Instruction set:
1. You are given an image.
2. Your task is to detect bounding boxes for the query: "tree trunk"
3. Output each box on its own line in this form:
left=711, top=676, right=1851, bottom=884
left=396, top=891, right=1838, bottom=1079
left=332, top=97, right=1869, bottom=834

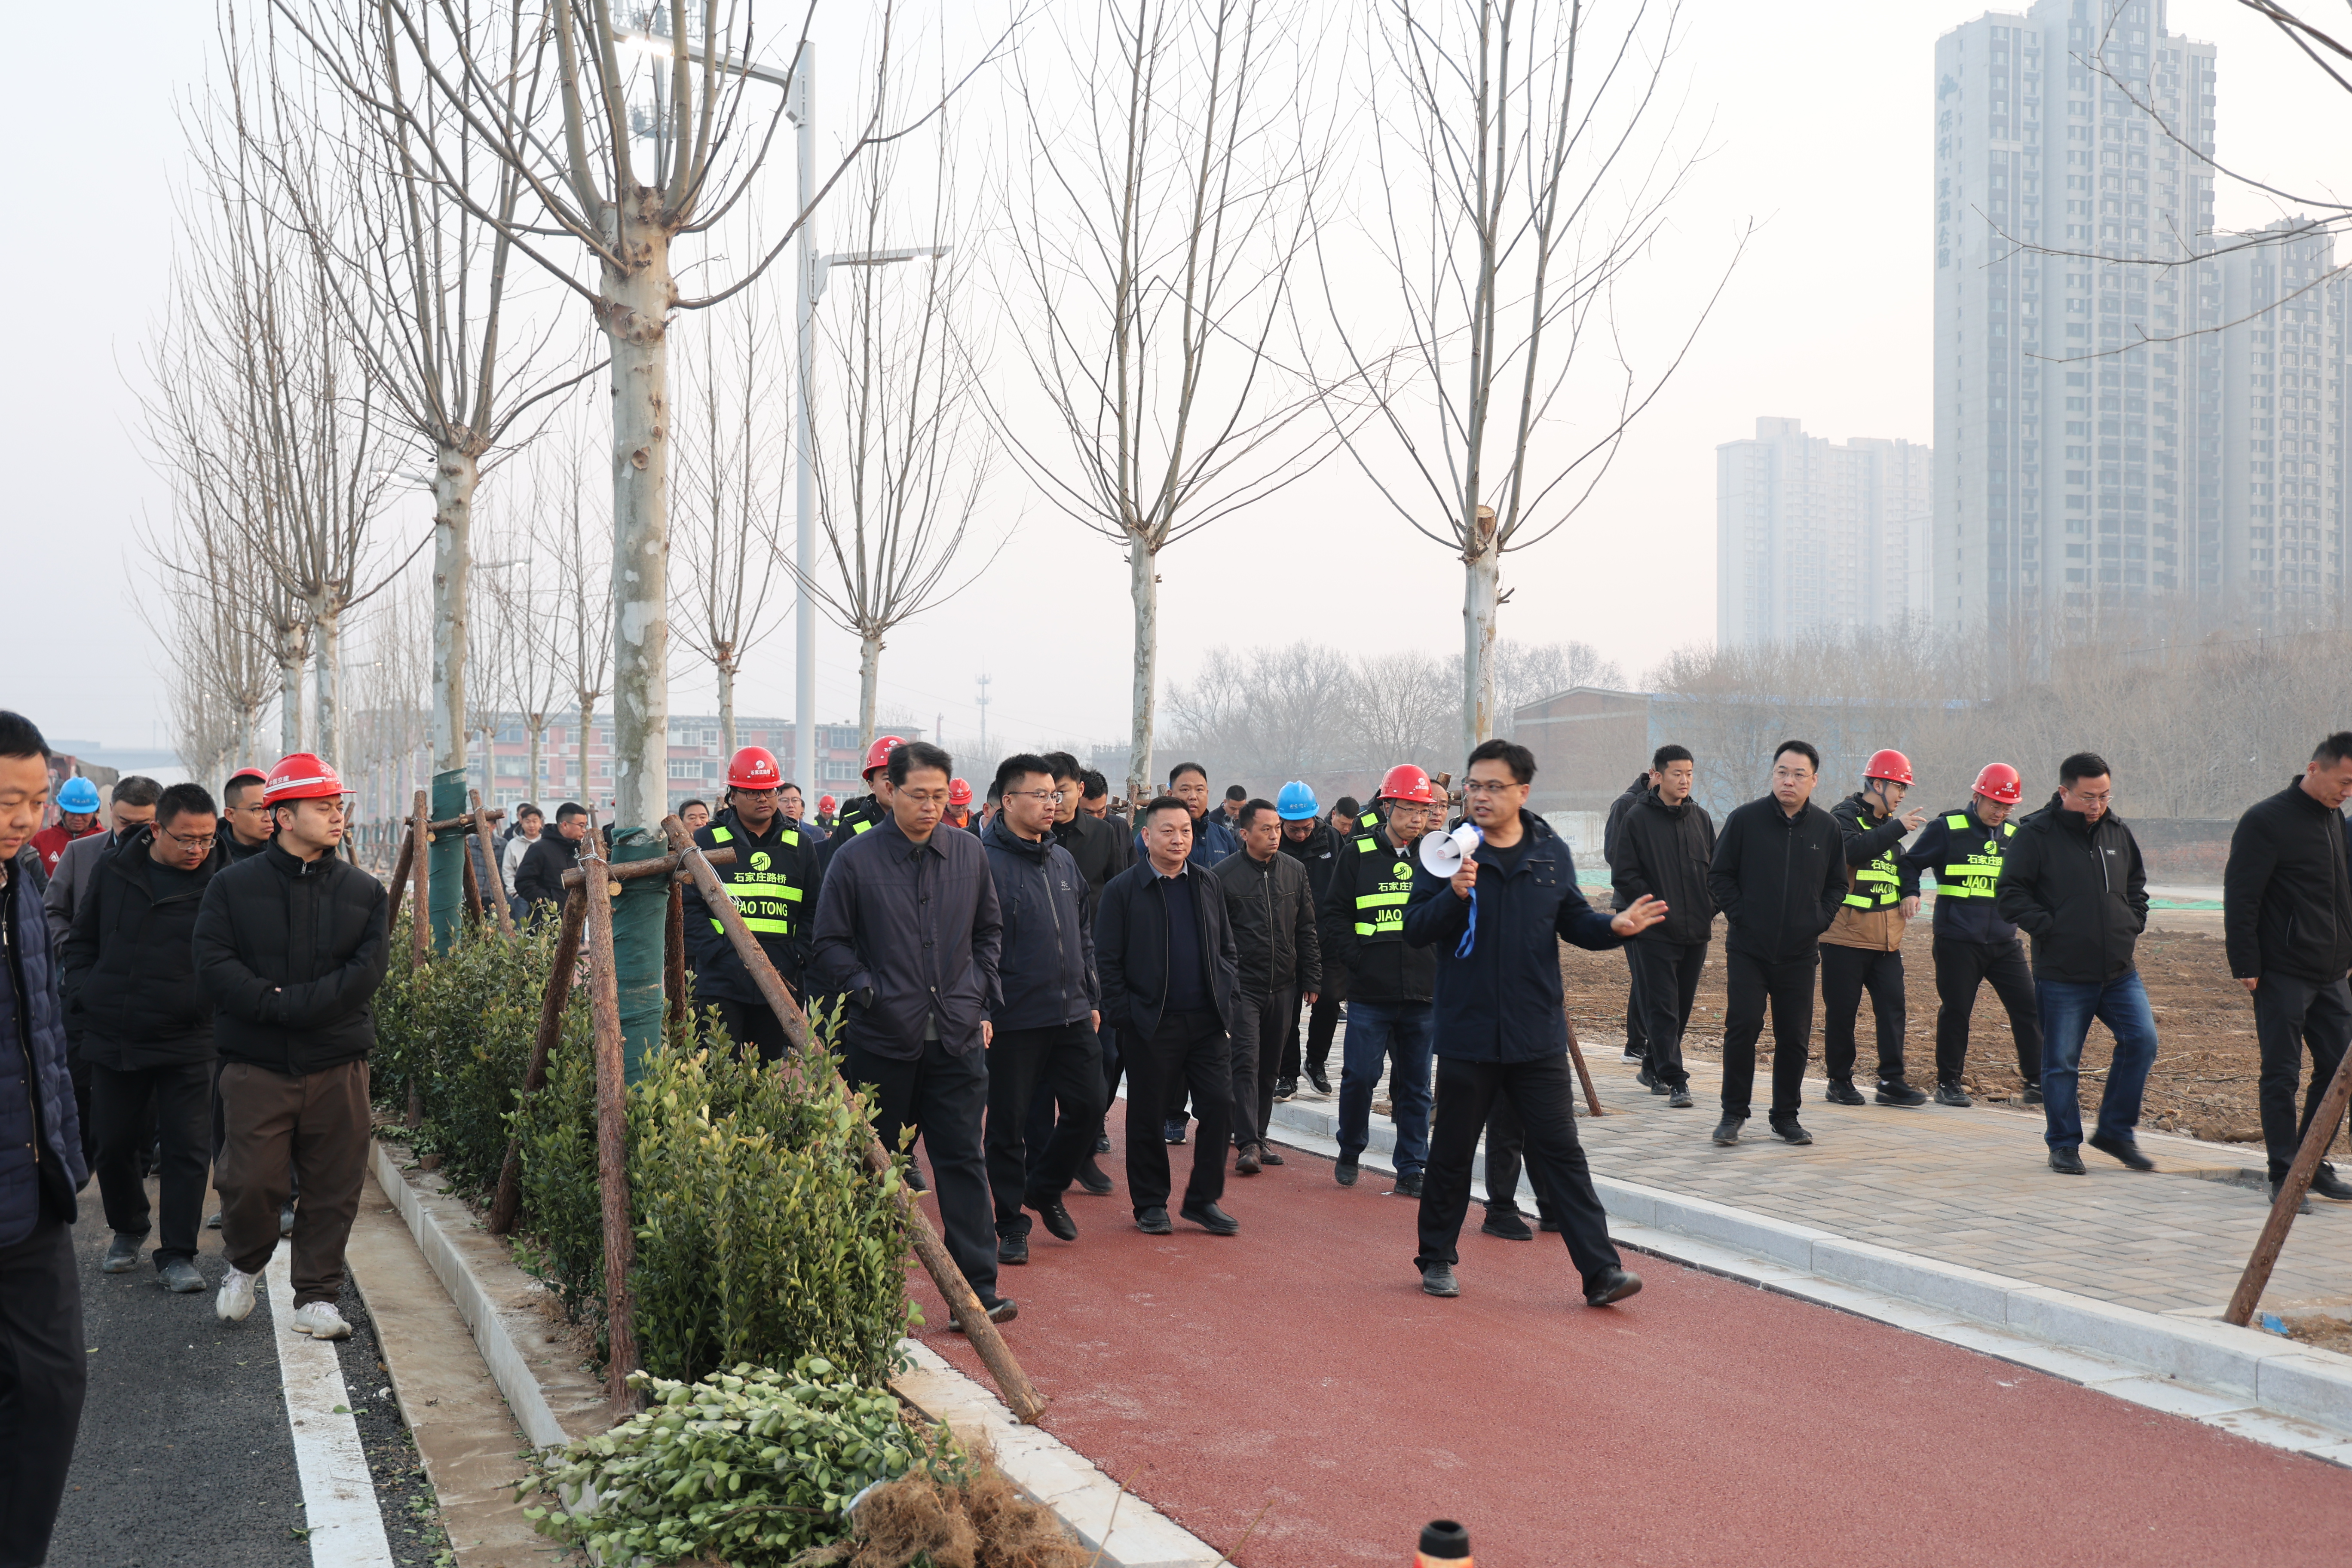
left=527, top=717, right=544, bottom=805
left=1126, top=539, right=1158, bottom=806
left=312, top=608, right=343, bottom=767
left=431, top=445, right=478, bottom=792
left=600, top=224, right=674, bottom=836
left=1462, top=514, right=1501, bottom=755
left=577, top=695, right=594, bottom=808
left=717, top=657, right=736, bottom=759
left=857, top=632, right=884, bottom=756
left=279, top=640, right=306, bottom=755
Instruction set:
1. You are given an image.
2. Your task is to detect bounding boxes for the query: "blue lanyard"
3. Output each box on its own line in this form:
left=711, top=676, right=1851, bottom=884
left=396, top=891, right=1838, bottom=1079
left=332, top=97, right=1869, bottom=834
left=1455, top=884, right=1476, bottom=959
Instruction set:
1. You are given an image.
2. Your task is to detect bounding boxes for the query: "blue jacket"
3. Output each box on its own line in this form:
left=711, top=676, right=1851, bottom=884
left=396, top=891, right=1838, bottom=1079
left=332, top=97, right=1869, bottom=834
left=1, top=846, right=86, bottom=1246
left=980, top=818, right=1098, bottom=1032
left=1403, top=812, right=1623, bottom=1063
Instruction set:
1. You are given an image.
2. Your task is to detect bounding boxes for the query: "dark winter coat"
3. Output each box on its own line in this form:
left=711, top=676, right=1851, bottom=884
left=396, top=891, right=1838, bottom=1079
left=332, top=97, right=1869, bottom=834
left=1602, top=774, right=1650, bottom=866
left=514, top=832, right=581, bottom=912
left=60, top=825, right=228, bottom=1068
left=981, top=818, right=1099, bottom=1032
left=1211, top=845, right=1322, bottom=997
left=1319, top=819, right=1439, bottom=1004
left=192, top=843, right=391, bottom=1076
left=808, top=816, right=1002, bottom=1060
left=818, top=793, right=888, bottom=871
left=2224, top=778, right=2352, bottom=984
left=684, top=807, right=821, bottom=1001
left=1404, top=811, right=1623, bottom=1063
left=1051, top=809, right=1133, bottom=928
left=1706, top=796, right=1848, bottom=963
left=1994, top=794, right=2149, bottom=985
left=1, top=846, right=86, bottom=1247
left=1093, top=859, right=1239, bottom=1041
left=1903, top=805, right=2022, bottom=945
left=1607, top=787, right=1717, bottom=944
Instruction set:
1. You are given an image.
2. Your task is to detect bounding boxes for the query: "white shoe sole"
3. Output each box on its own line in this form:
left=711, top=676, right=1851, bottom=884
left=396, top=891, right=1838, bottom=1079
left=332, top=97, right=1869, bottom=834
left=216, top=1284, right=256, bottom=1322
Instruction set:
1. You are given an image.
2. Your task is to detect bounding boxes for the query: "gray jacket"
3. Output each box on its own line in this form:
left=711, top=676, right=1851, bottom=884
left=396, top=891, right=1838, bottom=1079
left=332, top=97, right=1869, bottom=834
left=43, top=828, right=126, bottom=949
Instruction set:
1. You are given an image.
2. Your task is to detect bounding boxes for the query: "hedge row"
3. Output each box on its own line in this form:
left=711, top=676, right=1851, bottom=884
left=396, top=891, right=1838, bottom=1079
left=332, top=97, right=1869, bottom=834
left=372, top=916, right=913, bottom=1386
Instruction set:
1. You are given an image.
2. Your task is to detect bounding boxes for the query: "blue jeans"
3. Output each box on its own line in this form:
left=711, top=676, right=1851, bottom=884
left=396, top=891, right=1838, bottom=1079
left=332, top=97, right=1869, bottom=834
left=2037, top=972, right=2159, bottom=1151
left=1337, top=1000, right=1433, bottom=1176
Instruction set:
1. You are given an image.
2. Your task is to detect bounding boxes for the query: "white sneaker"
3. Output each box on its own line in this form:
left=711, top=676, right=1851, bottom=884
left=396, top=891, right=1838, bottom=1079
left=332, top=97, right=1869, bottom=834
left=216, top=1266, right=259, bottom=1323
left=291, top=1301, right=352, bottom=1340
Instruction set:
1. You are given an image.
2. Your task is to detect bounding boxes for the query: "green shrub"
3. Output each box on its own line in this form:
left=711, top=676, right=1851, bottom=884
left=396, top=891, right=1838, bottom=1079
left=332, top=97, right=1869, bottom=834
left=524, top=1358, right=959, bottom=1567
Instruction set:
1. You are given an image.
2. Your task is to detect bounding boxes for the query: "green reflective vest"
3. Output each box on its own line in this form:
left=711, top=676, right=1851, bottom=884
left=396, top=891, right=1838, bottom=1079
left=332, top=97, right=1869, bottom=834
left=1935, top=814, right=2015, bottom=900
left=1844, top=830, right=1904, bottom=910
left=1351, top=833, right=1418, bottom=939
left=707, top=821, right=808, bottom=937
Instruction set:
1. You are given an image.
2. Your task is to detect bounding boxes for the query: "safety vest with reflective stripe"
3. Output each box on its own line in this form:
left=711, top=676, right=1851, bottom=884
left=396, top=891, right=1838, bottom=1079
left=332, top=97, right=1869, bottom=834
left=707, top=821, right=808, bottom=936
left=1844, top=827, right=1905, bottom=910
left=1351, top=834, right=1417, bottom=940
left=1935, top=813, right=2015, bottom=901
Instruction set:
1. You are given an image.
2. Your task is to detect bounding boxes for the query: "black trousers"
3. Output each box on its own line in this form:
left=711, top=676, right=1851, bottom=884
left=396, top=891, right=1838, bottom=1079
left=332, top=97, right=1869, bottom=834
left=1121, top=1011, right=1230, bottom=1216
left=1721, top=949, right=1817, bottom=1121
left=1932, top=936, right=2042, bottom=1085
left=1622, top=947, right=1648, bottom=1056
left=91, top=1057, right=212, bottom=1267
left=1229, top=986, right=1293, bottom=1150
left=1820, top=944, right=1908, bottom=1084
left=711, top=996, right=791, bottom=1064
left=844, top=1035, right=998, bottom=1305
left=64, top=1040, right=98, bottom=1169
left=2252, top=973, right=2352, bottom=1182
left=1025, top=1019, right=1118, bottom=1177
left=1418, top=1055, right=1620, bottom=1287
left=987, top=1020, right=1103, bottom=1235
left=1628, top=939, right=1706, bottom=1089
left=1280, top=989, right=1343, bottom=1080
left=0, top=1218, right=85, bottom=1568
left=1481, top=1096, right=1559, bottom=1224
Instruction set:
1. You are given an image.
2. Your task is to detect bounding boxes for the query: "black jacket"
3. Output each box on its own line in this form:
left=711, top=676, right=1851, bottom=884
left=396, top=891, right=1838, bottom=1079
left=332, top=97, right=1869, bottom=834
left=1211, top=845, right=1322, bottom=997
left=1050, top=810, right=1133, bottom=928
left=1279, top=818, right=1344, bottom=907
left=1607, top=788, right=1717, bottom=944
left=808, top=816, right=1001, bottom=1060
left=981, top=818, right=1098, bottom=1031
left=61, top=827, right=228, bottom=1068
left=1706, top=796, right=1848, bottom=962
left=1902, top=805, right=2022, bottom=945
left=683, top=807, right=821, bottom=1001
left=2, top=846, right=85, bottom=1244
left=514, top=833, right=581, bottom=910
left=818, top=793, right=887, bottom=871
left=2224, top=779, right=2352, bottom=984
left=1320, top=819, right=1438, bottom=1004
left=1404, top=811, right=1622, bottom=1063
left=1602, top=774, right=1649, bottom=865
left=1093, top=860, right=1239, bottom=1041
left=193, top=844, right=390, bottom=1075
left=1994, top=794, right=2149, bottom=985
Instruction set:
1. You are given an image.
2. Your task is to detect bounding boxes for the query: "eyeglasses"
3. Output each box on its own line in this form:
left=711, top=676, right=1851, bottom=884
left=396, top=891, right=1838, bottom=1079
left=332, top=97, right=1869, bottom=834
left=900, top=790, right=951, bottom=807
left=156, top=823, right=218, bottom=852
left=1461, top=779, right=1521, bottom=796
left=1004, top=789, right=1064, bottom=803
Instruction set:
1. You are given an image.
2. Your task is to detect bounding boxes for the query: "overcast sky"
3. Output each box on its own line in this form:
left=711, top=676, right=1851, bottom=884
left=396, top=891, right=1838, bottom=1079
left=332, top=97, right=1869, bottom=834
left=9, top=0, right=2341, bottom=765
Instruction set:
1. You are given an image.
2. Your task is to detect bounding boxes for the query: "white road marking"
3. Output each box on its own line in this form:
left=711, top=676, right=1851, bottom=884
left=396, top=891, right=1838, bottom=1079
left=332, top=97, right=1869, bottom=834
left=264, top=1243, right=396, bottom=1568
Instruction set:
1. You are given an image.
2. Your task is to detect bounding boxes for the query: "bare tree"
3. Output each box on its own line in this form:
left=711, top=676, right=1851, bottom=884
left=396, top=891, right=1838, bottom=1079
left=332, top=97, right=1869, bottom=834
left=551, top=441, right=615, bottom=807
left=478, top=502, right=567, bottom=803
left=673, top=304, right=789, bottom=756
left=998, top=0, right=1333, bottom=805
left=1318, top=0, right=1740, bottom=755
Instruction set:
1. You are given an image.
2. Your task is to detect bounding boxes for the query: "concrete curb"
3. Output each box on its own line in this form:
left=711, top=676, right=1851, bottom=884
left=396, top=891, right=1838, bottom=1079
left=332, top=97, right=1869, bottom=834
left=1262, top=1094, right=2352, bottom=1462
left=368, top=1138, right=1227, bottom=1567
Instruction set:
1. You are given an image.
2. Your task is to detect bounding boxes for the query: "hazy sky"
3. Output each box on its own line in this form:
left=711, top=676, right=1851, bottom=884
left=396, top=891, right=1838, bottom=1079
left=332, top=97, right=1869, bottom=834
left=9, top=1, right=2341, bottom=764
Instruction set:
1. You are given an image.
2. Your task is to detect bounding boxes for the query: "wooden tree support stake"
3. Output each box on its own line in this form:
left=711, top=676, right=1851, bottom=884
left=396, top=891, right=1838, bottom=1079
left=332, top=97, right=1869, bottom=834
left=579, top=824, right=640, bottom=1406
left=460, top=825, right=487, bottom=928
left=408, top=789, right=432, bottom=975
left=472, top=789, right=517, bottom=939
left=1565, top=1015, right=1605, bottom=1116
left=659, top=815, right=1049, bottom=1424
left=2226, top=1038, right=2352, bottom=1326
left=387, top=825, right=415, bottom=926
left=487, top=886, right=587, bottom=1237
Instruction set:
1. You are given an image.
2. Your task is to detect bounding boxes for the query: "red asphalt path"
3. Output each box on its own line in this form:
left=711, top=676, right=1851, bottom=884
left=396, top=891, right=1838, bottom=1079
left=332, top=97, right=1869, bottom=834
left=908, top=1125, right=2352, bottom=1568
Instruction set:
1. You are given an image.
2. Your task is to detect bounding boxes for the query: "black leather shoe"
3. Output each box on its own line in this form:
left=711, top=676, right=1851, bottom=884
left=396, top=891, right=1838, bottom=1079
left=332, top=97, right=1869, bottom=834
left=1769, top=1117, right=1813, bottom=1145
left=1030, top=1197, right=1078, bottom=1242
left=906, top=1164, right=929, bottom=1193
left=1075, top=1157, right=1115, bottom=1196
left=2021, top=1085, right=2045, bottom=1106
left=1420, top=1264, right=1460, bottom=1298
left=1538, top=1217, right=1563, bottom=1233
left=1305, top=1065, right=1332, bottom=1094
left=1711, top=1117, right=1742, bottom=1146
left=2049, top=1145, right=2087, bottom=1175
left=1824, top=1080, right=1866, bottom=1106
left=1136, top=1207, right=1173, bottom=1235
left=1180, top=1200, right=1239, bottom=1235
left=1163, top=1118, right=1188, bottom=1145
left=1094, top=1134, right=1112, bottom=1155
left=1481, top=1209, right=1533, bottom=1241
left=1235, top=1145, right=1262, bottom=1176
left=1875, top=1080, right=1928, bottom=1108
left=997, top=1231, right=1029, bottom=1266
left=2309, top=1165, right=2352, bottom=1202
left=1335, top=1155, right=1360, bottom=1187
left=2088, top=1132, right=2155, bottom=1171
left=1257, top=1147, right=1284, bottom=1166
left=1934, top=1082, right=1973, bottom=1108
left=103, top=1233, right=144, bottom=1274
left=1668, top=1084, right=1694, bottom=1108
left=950, top=1296, right=1018, bottom=1331
left=1393, top=1171, right=1424, bottom=1199
left=1584, top=1267, right=1643, bottom=1307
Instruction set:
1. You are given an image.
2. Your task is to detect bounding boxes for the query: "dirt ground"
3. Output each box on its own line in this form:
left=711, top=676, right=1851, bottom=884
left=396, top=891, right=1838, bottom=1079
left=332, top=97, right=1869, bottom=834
left=1561, top=918, right=2352, bottom=1162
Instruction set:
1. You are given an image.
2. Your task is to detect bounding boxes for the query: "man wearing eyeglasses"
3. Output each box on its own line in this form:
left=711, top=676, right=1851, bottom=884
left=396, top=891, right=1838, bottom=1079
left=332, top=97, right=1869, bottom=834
left=62, top=782, right=230, bottom=1295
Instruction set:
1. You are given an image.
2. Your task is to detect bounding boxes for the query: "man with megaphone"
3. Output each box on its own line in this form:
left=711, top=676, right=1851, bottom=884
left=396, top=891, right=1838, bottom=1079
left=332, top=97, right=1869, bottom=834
left=1403, top=739, right=1666, bottom=1306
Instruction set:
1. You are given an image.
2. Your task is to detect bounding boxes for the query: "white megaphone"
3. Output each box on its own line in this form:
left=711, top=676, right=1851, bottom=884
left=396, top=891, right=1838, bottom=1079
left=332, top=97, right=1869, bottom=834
left=1419, top=821, right=1482, bottom=876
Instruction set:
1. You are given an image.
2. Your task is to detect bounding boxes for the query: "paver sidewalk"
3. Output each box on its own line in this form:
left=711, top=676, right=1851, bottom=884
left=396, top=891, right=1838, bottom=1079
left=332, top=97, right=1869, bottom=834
left=1279, top=1031, right=2352, bottom=1319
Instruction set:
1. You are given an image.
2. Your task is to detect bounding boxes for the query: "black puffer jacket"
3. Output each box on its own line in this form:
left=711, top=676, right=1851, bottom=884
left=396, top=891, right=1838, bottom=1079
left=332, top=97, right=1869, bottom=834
left=1051, top=810, right=1132, bottom=927
left=1212, top=845, right=1322, bottom=996
left=1607, top=787, right=1717, bottom=944
left=61, top=827, right=228, bottom=1068
left=2223, top=778, right=2352, bottom=984
left=981, top=818, right=1098, bottom=1031
left=193, top=844, right=390, bottom=1075
left=1706, top=796, right=1847, bottom=962
left=1994, top=794, right=2148, bottom=984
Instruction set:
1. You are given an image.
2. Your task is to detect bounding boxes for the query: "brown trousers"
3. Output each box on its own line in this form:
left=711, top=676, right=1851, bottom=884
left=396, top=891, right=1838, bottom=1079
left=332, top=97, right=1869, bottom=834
left=216, top=1059, right=371, bottom=1305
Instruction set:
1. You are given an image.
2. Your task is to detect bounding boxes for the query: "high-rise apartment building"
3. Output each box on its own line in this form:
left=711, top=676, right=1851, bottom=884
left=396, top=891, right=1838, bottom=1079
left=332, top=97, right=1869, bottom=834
left=1716, top=418, right=1933, bottom=647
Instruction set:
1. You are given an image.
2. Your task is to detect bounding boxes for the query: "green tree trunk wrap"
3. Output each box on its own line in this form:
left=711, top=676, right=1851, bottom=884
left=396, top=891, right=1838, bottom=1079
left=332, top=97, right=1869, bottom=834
left=609, top=827, right=668, bottom=1082
left=429, top=769, right=467, bottom=952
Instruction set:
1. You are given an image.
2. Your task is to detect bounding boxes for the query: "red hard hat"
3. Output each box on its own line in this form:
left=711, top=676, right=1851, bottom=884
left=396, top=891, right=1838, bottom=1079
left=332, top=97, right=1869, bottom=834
left=226, top=766, right=268, bottom=788
left=948, top=777, right=973, bottom=806
left=818, top=794, right=837, bottom=812
left=727, top=746, right=782, bottom=790
left=263, top=752, right=345, bottom=804
left=1863, top=749, right=1914, bottom=786
left=1377, top=763, right=1440, bottom=805
left=1972, top=762, right=2024, bottom=804
left=862, top=734, right=908, bottom=776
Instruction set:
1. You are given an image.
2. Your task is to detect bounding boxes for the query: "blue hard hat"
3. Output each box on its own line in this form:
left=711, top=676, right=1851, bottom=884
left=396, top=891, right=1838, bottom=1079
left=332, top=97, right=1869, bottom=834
left=1275, top=781, right=1319, bottom=821
left=57, top=777, right=101, bottom=814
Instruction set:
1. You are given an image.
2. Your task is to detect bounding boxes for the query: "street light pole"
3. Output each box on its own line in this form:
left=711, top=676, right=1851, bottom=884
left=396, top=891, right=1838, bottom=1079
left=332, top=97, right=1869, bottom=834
left=788, top=45, right=821, bottom=803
